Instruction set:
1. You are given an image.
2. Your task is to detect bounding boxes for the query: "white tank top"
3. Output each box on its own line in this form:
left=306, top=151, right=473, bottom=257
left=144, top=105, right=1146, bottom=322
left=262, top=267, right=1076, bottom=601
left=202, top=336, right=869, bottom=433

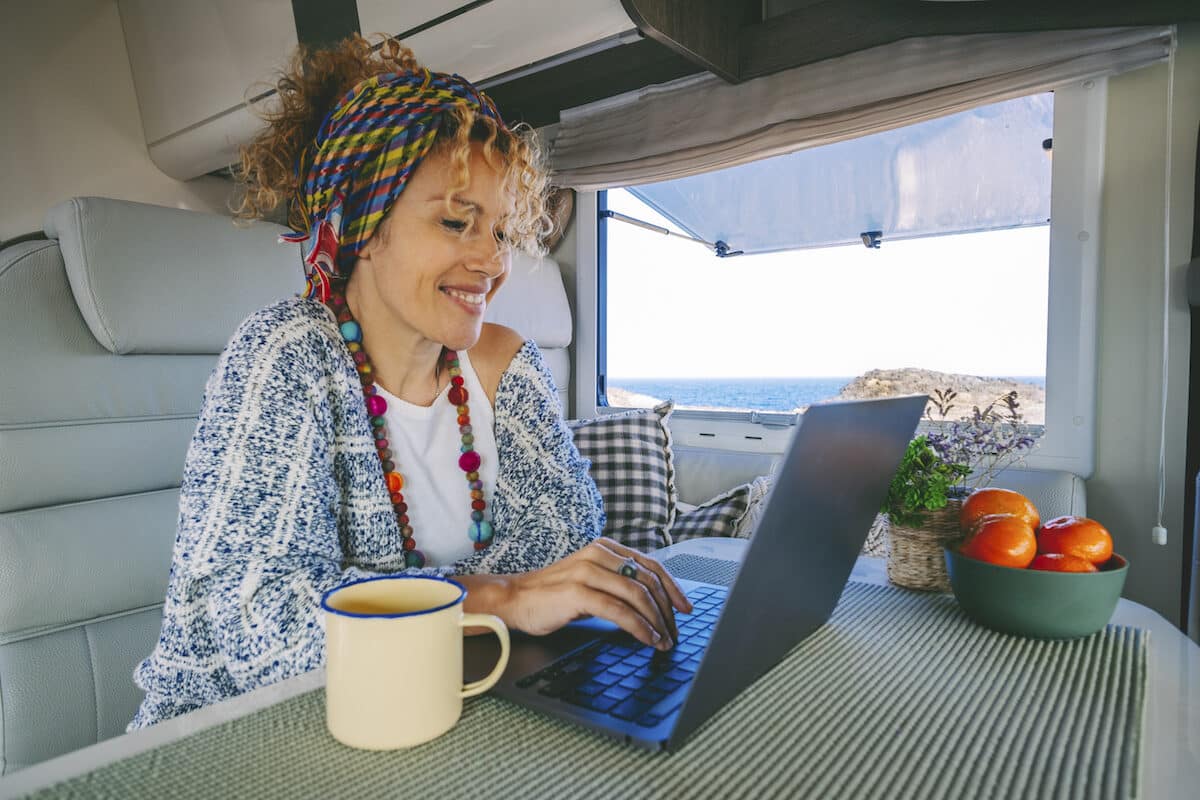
left=375, top=350, right=498, bottom=567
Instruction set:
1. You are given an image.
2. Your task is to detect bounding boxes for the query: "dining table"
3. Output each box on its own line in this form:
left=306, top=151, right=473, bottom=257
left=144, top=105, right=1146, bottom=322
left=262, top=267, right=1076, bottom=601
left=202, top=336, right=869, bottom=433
left=0, top=555, right=1196, bottom=799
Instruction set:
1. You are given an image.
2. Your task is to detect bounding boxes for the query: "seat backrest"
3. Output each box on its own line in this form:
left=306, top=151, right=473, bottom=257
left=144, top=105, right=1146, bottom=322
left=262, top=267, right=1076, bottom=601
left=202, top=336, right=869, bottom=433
left=0, top=197, right=300, bottom=774
left=486, top=251, right=574, bottom=413
left=0, top=197, right=575, bottom=775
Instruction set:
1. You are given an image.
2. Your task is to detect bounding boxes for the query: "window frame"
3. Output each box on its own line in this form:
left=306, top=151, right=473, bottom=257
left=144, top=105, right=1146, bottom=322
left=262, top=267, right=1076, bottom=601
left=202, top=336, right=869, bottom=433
left=574, top=79, right=1105, bottom=477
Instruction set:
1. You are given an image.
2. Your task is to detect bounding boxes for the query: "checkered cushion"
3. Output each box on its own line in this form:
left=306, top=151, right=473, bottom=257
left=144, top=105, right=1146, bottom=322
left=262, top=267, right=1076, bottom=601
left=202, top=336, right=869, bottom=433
left=568, top=402, right=676, bottom=552
left=670, top=475, right=771, bottom=542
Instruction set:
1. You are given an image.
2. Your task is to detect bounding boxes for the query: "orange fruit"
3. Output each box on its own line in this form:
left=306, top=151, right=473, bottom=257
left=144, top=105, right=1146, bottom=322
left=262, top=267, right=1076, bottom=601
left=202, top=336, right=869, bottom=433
left=1029, top=553, right=1098, bottom=573
left=1037, top=516, right=1113, bottom=565
left=960, top=488, right=1040, bottom=534
left=959, top=515, right=1038, bottom=568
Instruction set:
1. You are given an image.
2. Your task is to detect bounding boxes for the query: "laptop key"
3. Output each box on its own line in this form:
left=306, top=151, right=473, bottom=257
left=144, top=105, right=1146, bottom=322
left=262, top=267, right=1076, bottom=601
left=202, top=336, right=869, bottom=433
left=602, top=685, right=633, bottom=701
left=618, top=676, right=645, bottom=690
left=594, top=653, right=620, bottom=666
left=608, top=663, right=637, bottom=677
left=583, top=694, right=620, bottom=712
left=650, top=675, right=683, bottom=692
left=574, top=681, right=604, bottom=697
left=634, top=712, right=664, bottom=728
left=633, top=686, right=667, bottom=704
left=611, top=697, right=654, bottom=722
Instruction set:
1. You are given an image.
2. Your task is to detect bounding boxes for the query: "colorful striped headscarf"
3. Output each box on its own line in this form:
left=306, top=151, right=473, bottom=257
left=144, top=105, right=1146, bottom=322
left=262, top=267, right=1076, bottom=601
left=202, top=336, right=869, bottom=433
left=281, top=69, right=506, bottom=302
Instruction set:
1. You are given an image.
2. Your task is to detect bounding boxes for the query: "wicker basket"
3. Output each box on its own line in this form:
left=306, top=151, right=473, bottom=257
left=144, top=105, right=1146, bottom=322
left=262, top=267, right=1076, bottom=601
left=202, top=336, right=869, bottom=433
left=885, top=498, right=965, bottom=592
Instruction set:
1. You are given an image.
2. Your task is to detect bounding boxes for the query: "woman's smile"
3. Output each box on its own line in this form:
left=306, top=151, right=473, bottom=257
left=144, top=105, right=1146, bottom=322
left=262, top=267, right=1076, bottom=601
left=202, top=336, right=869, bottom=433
left=441, top=283, right=489, bottom=314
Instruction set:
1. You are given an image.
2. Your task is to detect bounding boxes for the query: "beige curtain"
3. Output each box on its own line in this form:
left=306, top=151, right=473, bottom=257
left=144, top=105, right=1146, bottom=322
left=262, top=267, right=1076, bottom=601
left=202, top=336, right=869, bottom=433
left=549, top=26, right=1172, bottom=190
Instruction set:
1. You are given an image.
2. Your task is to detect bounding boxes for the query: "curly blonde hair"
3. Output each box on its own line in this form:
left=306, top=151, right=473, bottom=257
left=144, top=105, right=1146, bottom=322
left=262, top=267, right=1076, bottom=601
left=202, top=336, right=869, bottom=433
left=233, top=36, right=550, bottom=257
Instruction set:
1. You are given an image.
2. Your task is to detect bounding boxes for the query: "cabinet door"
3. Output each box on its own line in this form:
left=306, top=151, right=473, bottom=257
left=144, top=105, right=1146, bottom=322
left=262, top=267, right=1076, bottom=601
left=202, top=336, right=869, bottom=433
left=120, top=0, right=298, bottom=146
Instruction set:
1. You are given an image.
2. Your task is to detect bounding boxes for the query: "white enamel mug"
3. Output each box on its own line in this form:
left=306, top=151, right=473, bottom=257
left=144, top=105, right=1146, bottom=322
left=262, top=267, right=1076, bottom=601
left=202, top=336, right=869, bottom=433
left=321, top=575, right=509, bottom=750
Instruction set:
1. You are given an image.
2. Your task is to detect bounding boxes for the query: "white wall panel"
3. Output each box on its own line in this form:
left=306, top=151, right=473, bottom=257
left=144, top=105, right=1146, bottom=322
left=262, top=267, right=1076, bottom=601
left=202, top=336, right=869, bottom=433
left=0, top=1, right=232, bottom=241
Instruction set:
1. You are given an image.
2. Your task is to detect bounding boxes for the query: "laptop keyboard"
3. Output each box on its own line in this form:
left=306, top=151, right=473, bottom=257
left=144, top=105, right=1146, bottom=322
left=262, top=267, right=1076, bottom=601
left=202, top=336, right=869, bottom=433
left=515, top=586, right=727, bottom=728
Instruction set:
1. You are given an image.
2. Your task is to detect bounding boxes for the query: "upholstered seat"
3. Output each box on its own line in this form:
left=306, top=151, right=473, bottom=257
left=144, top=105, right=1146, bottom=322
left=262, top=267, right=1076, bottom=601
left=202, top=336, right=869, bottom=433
left=0, top=196, right=574, bottom=774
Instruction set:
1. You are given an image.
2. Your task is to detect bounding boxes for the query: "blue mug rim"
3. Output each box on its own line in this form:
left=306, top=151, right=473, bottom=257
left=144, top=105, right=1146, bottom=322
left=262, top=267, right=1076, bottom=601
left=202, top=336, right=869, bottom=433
left=320, top=574, right=467, bottom=619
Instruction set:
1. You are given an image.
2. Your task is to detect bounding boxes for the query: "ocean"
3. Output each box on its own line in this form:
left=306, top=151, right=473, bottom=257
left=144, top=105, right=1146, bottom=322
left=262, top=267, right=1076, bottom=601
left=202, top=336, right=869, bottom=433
left=609, top=376, right=1047, bottom=413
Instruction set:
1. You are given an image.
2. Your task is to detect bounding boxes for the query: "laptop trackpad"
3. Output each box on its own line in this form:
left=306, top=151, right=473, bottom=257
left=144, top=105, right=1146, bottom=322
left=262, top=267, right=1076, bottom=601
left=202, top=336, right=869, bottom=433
left=464, top=617, right=619, bottom=685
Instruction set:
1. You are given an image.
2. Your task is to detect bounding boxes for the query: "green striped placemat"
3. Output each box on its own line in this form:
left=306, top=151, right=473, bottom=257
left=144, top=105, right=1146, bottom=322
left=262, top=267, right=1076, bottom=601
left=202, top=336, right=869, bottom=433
left=25, top=582, right=1148, bottom=799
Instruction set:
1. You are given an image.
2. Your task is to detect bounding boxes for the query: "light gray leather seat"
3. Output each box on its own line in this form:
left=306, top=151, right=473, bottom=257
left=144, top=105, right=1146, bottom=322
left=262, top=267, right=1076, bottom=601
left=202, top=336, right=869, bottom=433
left=0, top=197, right=299, bottom=774
left=0, top=196, right=574, bottom=775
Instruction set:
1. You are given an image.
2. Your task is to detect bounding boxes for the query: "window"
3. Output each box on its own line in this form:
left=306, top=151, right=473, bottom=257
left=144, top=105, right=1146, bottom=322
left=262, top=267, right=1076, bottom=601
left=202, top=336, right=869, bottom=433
left=581, top=82, right=1104, bottom=475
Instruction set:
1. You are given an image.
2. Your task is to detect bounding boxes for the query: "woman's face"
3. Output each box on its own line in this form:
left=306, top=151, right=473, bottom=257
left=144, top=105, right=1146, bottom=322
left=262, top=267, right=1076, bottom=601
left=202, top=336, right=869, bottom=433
left=350, top=142, right=511, bottom=352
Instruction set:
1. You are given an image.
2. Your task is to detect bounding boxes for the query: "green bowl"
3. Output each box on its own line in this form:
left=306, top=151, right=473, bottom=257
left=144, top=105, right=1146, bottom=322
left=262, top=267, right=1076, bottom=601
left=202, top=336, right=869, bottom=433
left=943, top=548, right=1128, bottom=639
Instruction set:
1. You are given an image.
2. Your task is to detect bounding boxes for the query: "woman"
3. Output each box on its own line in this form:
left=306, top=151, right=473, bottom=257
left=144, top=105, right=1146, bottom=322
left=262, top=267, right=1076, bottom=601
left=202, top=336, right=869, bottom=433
left=130, top=37, right=690, bottom=729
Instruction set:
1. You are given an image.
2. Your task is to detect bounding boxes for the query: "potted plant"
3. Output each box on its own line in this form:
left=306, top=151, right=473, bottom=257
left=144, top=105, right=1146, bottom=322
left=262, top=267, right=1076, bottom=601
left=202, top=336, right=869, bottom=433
left=880, top=389, right=1041, bottom=591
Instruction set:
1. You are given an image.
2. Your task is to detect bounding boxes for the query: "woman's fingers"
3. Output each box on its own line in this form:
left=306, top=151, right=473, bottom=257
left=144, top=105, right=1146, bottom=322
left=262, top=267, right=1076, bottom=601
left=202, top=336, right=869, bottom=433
left=579, top=561, right=674, bottom=650
left=586, top=541, right=681, bottom=642
left=574, top=584, right=663, bottom=649
left=596, top=538, right=693, bottom=614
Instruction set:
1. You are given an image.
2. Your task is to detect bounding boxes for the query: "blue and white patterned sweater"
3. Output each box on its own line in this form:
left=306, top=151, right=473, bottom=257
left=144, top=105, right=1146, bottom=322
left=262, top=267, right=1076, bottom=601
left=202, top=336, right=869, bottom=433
left=129, top=298, right=604, bottom=729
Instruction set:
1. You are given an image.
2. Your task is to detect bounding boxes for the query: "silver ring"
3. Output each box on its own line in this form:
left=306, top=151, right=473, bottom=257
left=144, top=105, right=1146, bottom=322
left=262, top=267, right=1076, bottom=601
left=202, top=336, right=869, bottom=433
left=617, top=557, right=639, bottom=580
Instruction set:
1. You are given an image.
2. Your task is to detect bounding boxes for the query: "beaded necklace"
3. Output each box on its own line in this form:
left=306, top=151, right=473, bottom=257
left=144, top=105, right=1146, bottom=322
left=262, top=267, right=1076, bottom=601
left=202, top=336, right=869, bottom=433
left=328, top=292, right=494, bottom=568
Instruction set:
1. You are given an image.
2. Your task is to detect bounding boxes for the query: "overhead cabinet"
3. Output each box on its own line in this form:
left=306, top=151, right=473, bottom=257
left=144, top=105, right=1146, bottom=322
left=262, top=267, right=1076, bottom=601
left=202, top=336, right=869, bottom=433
left=118, top=0, right=635, bottom=180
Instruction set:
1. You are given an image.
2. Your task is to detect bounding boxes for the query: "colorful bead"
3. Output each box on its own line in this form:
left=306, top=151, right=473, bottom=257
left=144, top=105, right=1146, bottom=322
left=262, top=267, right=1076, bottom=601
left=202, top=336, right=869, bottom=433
left=451, top=376, right=464, bottom=387
left=386, top=472, right=403, bottom=492
left=457, top=414, right=470, bottom=425
left=339, top=321, right=362, bottom=342
left=402, top=537, right=416, bottom=551
left=366, top=394, right=387, bottom=417
left=390, top=492, right=403, bottom=504
left=405, top=550, right=426, bottom=568
left=471, top=510, right=484, bottom=522
left=378, top=448, right=392, bottom=460
left=474, top=542, right=488, bottom=551
left=395, top=502, right=407, bottom=514
left=398, top=514, right=409, bottom=526
left=448, top=386, right=468, bottom=405
left=469, top=480, right=483, bottom=491
left=459, top=451, right=481, bottom=472
left=467, top=471, right=479, bottom=481
left=348, top=342, right=361, bottom=353
left=402, top=525, right=414, bottom=537
left=444, top=351, right=458, bottom=363
left=457, top=404, right=468, bottom=415
left=471, top=499, right=486, bottom=511
left=353, top=351, right=367, bottom=365
left=382, top=460, right=395, bottom=472
left=460, top=424, right=473, bottom=435
left=371, top=416, right=385, bottom=428
left=376, top=438, right=388, bottom=449
left=470, top=489, right=483, bottom=500
left=462, top=434, right=475, bottom=446
left=468, top=520, right=494, bottom=543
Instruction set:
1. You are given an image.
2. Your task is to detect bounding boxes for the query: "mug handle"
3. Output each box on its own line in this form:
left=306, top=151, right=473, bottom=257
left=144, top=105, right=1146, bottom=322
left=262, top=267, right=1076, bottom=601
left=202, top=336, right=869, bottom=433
left=459, top=613, right=510, bottom=698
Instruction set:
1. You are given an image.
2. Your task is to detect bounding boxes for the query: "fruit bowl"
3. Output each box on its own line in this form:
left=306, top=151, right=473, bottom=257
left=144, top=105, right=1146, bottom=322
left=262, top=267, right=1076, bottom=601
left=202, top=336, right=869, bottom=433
left=944, top=548, right=1128, bottom=639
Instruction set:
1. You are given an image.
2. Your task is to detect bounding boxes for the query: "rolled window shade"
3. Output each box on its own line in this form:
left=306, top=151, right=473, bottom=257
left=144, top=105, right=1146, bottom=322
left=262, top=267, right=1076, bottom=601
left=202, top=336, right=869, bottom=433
left=549, top=26, right=1172, bottom=190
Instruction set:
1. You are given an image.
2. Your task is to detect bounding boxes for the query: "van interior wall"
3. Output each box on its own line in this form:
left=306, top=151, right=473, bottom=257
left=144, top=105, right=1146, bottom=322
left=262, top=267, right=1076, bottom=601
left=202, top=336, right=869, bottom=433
left=0, top=0, right=233, bottom=241
left=1092, top=23, right=1198, bottom=630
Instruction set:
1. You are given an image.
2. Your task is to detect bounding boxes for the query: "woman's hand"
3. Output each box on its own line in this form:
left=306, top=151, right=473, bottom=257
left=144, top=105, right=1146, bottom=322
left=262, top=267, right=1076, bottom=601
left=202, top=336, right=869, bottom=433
left=459, top=538, right=693, bottom=650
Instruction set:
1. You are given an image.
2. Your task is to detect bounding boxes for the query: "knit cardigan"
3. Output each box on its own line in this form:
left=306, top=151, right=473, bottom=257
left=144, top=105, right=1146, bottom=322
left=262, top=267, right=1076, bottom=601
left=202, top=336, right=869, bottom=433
left=129, top=298, right=604, bottom=729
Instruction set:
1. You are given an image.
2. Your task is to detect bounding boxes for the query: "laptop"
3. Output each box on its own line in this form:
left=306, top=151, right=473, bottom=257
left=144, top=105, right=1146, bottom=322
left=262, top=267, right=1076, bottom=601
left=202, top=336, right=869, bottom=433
left=464, top=395, right=926, bottom=751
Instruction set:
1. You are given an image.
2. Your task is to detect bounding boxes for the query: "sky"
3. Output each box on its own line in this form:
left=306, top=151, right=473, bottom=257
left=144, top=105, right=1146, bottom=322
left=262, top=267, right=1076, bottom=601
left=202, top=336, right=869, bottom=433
left=604, top=188, right=1050, bottom=380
